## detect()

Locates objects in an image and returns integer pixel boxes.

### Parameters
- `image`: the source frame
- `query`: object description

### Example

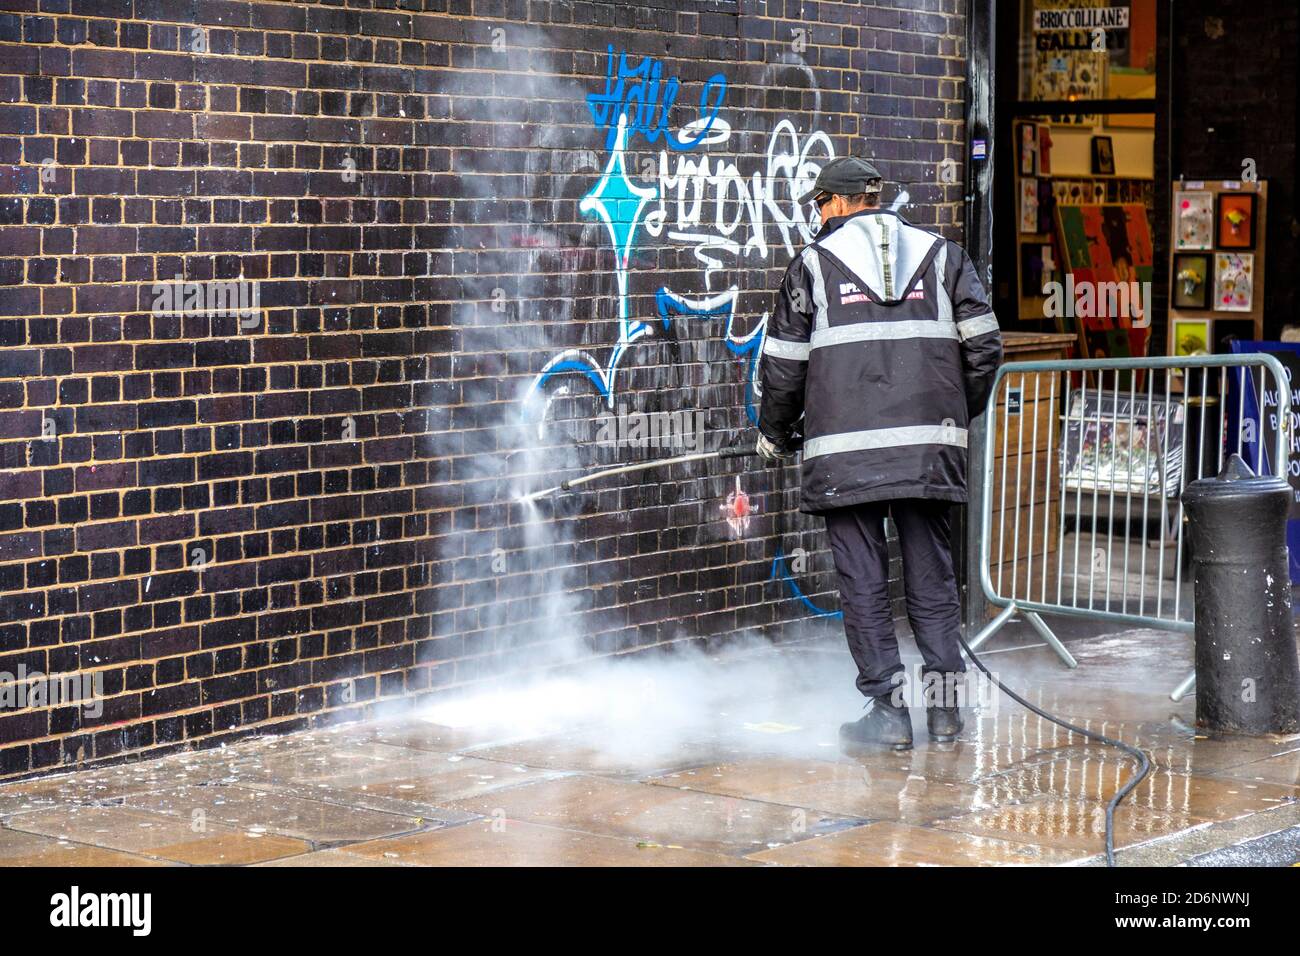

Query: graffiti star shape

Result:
[580,112,657,275]
[528,113,658,407]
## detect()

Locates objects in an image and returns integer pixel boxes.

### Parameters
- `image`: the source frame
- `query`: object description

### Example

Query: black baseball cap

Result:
[798,156,883,205]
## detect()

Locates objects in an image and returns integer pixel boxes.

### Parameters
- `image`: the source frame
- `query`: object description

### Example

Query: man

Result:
[756,156,1002,750]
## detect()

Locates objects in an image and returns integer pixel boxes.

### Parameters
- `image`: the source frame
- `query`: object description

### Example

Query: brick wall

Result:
[1170,0,1298,337]
[0,0,967,779]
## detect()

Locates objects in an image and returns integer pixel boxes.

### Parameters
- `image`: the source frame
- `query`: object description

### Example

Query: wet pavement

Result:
[1,626,1297,866]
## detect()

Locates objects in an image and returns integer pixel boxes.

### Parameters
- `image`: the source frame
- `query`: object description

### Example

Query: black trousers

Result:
[823,498,966,699]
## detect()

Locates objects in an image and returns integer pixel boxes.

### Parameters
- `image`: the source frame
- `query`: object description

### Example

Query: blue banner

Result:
[1227,341,1300,582]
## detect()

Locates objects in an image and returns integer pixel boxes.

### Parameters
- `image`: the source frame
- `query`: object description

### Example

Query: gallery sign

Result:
[1032,7,1130,31]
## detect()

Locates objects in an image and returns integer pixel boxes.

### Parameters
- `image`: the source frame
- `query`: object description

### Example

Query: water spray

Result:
[511,428,1144,865]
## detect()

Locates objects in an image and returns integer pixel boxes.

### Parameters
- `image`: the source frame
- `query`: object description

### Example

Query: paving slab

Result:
[934,795,1208,852]
[747,820,1088,866]
[122,784,427,845]
[447,774,860,856]
[990,754,1299,819]
[4,805,310,865]
[0,826,173,867]
[1206,746,1300,786]
[649,756,1003,824]
[467,729,762,778]
[333,818,757,867]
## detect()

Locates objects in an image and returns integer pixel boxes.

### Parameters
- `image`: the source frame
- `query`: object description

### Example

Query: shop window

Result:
[1019,0,1157,110]
[1003,1,1158,361]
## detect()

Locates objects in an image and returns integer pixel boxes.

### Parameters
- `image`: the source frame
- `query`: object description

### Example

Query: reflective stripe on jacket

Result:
[758,208,1003,514]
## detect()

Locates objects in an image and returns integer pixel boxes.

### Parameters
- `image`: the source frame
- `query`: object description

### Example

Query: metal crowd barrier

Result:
[969,354,1293,700]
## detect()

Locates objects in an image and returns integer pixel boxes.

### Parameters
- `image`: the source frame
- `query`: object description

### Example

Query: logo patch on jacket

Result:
[906,281,925,300]
[838,281,870,305]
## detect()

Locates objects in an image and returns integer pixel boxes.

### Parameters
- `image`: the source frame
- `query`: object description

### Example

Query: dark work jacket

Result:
[758,208,1003,514]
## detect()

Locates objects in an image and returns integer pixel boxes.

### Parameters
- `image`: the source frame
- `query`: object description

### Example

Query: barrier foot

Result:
[1169,669,1195,702]
[966,602,1018,653]
[1022,611,1078,668]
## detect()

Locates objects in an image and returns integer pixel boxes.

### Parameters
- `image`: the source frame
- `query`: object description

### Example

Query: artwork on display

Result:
[1028,0,1104,126]
[1171,253,1210,310]
[1090,135,1115,175]
[1020,177,1039,233]
[1037,125,1053,175]
[1053,180,1084,206]
[1166,181,1266,357]
[1029,53,1102,116]
[1213,252,1254,312]
[1172,317,1210,356]
[1056,204,1155,285]
[1174,191,1213,250]
[1020,123,1038,176]
[1061,390,1184,497]
[1215,192,1257,248]
[1053,178,1153,209]
[1054,203,1155,329]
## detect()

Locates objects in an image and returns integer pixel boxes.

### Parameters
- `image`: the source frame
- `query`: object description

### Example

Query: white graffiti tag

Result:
[643,119,835,285]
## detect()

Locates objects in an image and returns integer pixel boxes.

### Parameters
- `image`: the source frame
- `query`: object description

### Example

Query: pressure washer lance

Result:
[515,432,801,504]
[515,431,1148,865]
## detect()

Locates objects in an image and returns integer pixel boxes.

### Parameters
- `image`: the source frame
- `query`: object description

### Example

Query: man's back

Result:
[759,207,1002,513]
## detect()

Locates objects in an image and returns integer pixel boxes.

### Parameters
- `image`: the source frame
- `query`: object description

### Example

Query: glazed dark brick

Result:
[0,0,965,780]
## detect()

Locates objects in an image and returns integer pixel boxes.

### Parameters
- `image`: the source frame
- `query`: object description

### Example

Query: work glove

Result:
[756,433,794,463]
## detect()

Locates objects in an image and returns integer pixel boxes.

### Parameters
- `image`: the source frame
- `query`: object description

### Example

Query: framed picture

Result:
[1091,135,1115,175]
[1019,177,1039,233]
[1171,253,1210,310]
[1215,192,1257,248]
[1019,122,1037,176]
[1174,192,1214,250]
[1062,390,1183,496]
[1213,251,1254,312]
[1055,203,1154,286]
[1172,317,1211,357]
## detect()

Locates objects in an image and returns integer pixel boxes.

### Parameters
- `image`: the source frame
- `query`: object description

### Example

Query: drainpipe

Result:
[963,0,996,633]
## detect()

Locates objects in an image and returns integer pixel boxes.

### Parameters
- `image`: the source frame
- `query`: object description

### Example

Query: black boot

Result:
[840,696,913,751]
[926,704,964,742]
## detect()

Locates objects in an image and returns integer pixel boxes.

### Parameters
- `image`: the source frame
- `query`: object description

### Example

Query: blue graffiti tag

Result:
[770,547,842,618]
[654,287,765,425]
[587,46,727,152]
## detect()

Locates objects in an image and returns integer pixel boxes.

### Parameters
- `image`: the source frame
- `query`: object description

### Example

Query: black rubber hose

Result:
[743,428,1147,865]
[955,630,1151,867]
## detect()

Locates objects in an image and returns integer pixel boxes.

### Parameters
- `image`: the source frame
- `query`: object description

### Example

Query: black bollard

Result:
[1183,454,1300,735]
